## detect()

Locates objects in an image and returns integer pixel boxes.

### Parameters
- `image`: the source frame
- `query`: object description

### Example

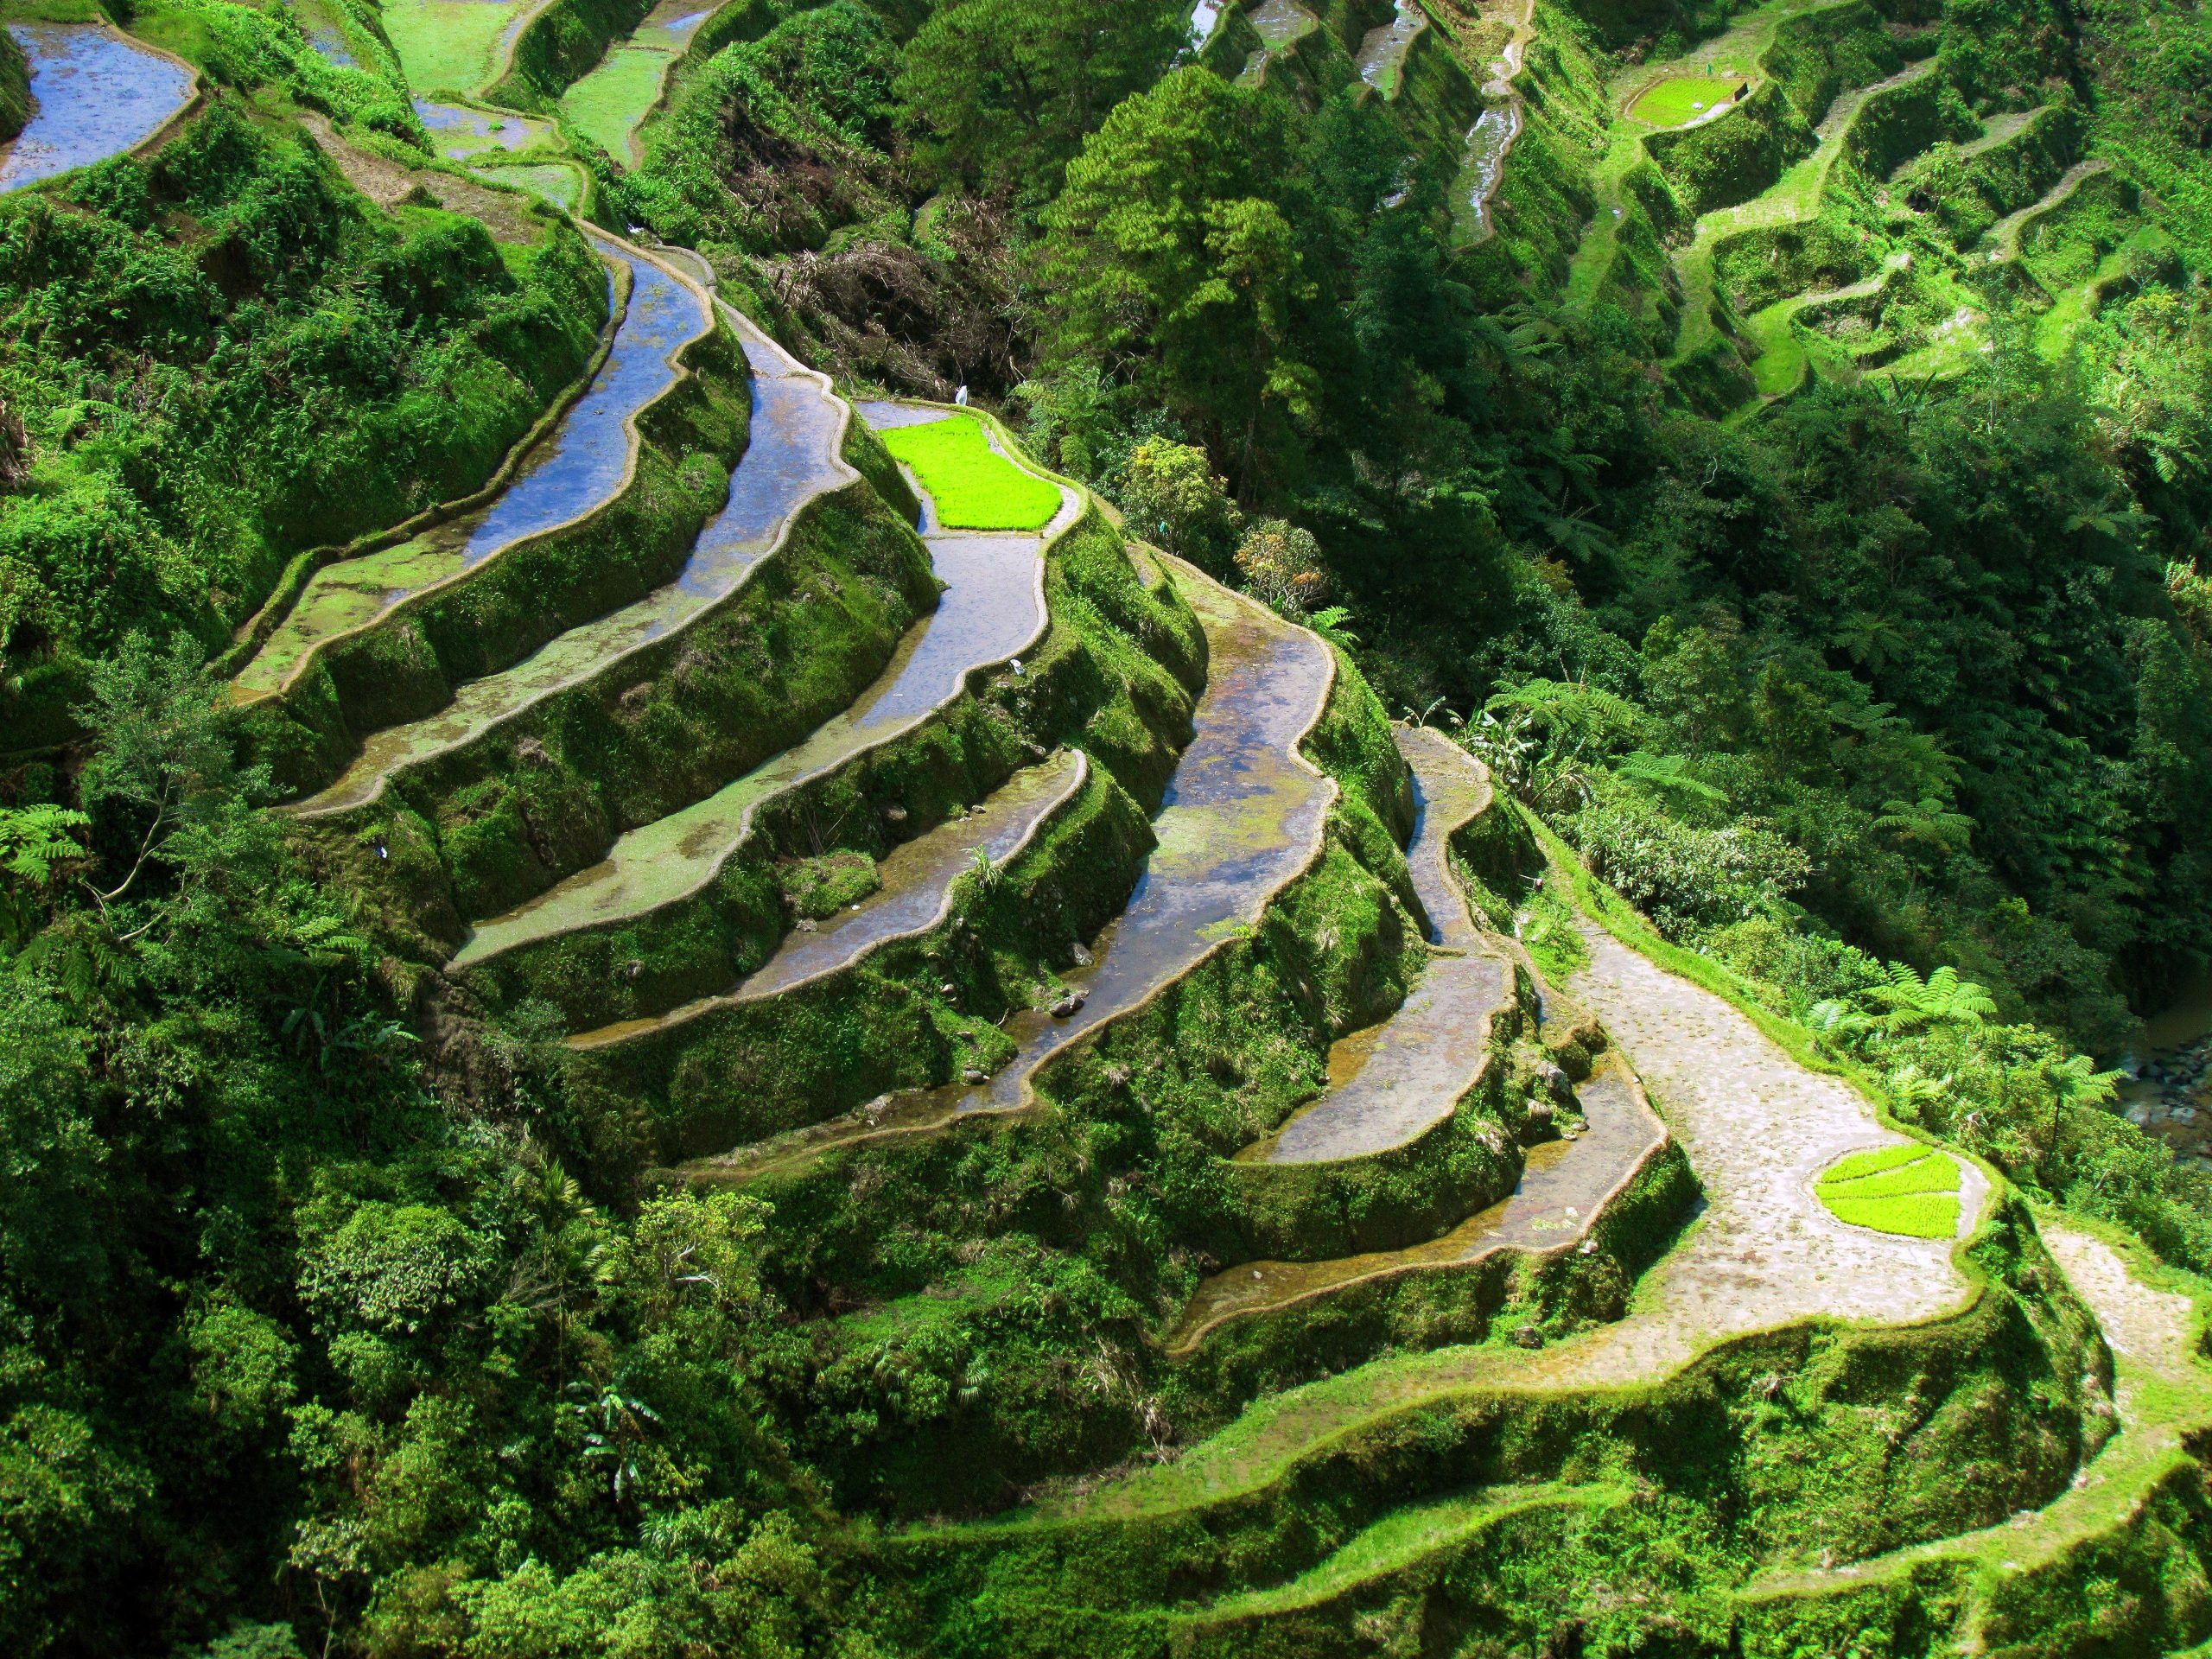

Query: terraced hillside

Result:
[5,0,2212,1649]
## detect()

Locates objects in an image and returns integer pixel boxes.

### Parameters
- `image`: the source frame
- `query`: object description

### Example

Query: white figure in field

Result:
[955,385,969,407]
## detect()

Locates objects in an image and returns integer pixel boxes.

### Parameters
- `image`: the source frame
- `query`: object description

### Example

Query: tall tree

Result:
[1039,68,1324,488]
[896,0,1188,194]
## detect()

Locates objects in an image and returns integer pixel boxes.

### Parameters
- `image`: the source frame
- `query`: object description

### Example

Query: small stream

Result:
[2120,966,2212,1170]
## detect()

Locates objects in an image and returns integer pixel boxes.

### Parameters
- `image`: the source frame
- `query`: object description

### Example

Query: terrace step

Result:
[942,868,1987,1541]
[561,0,713,166]
[1355,0,1425,94]
[448,404,1077,974]
[0,21,195,194]
[689,554,1338,1179]
[1171,1052,1667,1353]
[1173,1480,1630,1632]
[1980,156,2113,265]
[1669,57,1940,363]
[293,305,855,819]
[1737,1218,2212,1649]
[569,747,1088,1052]
[231,233,714,707]
[1236,726,1515,1170]
[380,0,539,102]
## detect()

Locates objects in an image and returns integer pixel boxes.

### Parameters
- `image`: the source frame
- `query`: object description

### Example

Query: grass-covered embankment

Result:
[0,22,30,141]
[302,462,938,950]
[881,1193,2107,1651]
[0,84,606,752]
[236,280,752,795]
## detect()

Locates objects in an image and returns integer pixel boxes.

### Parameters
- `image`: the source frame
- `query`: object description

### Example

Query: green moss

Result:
[0,23,29,143]
[487,0,652,110]
[321,474,934,956]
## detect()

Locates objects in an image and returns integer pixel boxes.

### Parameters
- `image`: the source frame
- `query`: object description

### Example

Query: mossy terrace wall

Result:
[452,504,1206,1033]
[241,307,753,796]
[488,0,655,111]
[885,1198,2111,1650]
[685,664,1613,1517]
[306,465,937,950]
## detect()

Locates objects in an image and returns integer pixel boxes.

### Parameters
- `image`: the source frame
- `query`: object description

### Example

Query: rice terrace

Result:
[2,0,2211,1652]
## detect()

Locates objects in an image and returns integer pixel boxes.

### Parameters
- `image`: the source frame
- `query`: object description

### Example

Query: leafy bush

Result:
[1566,787,1811,935]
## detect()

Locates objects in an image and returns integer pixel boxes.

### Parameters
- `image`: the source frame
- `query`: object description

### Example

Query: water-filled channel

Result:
[0,24,194,194]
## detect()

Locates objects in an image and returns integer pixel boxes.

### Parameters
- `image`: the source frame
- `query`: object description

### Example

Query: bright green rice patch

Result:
[1821,1190,1961,1238]
[382,0,523,94]
[1817,1146,1961,1236]
[876,414,1063,531]
[1628,75,1745,128]
[1823,1154,1961,1199]
[562,46,668,164]
[1818,1143,1931,1185]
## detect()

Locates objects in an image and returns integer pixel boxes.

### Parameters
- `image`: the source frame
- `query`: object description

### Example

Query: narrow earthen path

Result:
[450,404,1077,971]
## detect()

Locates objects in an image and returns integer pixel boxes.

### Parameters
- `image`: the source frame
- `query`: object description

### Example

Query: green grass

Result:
[1628,75,1745,127]
[562,44,666,163]
[877,413,1064,531]
[382,0,524,94]
[1821,1190,1959,1237]
[1825,1155,1961,1199]
[1816,1146,1961,1236]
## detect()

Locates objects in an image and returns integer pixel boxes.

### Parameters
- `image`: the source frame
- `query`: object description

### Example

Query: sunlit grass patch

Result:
[562,45,664,163]
[381,0,521,93]
[1816,1144,1961,1237]
[877,413,1063,531]
[1819,1143,1928,1185]
[1629,75,1745,127]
